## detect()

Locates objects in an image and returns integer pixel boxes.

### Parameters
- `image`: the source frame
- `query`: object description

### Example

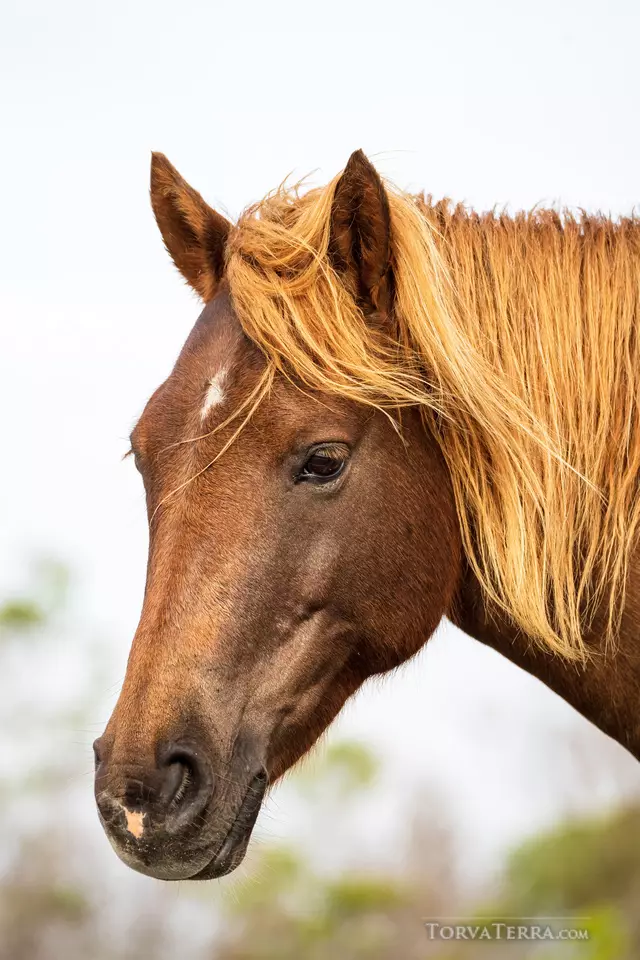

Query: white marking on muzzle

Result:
[114,799,146,839]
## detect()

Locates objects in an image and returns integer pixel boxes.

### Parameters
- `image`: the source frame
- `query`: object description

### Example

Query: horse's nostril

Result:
[94,740,214,841]
[161,759,191,806]
[93,738,102,769]
[158,742,213,825]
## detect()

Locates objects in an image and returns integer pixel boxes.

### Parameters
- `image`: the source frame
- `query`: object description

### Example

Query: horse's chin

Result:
[189,833,253,880]
[116,836,251,882]
[111,846,213,882]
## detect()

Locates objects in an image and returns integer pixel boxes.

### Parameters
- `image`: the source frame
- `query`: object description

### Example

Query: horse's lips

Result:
[191,770,268,880]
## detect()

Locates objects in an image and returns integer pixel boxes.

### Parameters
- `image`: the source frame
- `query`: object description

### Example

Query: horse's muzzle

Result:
[93,735,267,880]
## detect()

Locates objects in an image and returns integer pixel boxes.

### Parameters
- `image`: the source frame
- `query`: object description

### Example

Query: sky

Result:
[2,0,640,875]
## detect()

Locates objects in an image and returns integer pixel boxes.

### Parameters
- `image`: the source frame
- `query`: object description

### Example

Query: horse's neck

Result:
[451,555,640,759]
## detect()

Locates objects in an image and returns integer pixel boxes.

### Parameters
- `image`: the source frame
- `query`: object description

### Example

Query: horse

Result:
[94,150,640,882]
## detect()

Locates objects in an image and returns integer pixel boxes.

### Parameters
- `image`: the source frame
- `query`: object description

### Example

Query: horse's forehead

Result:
[178,290,246,376]
[135,291,255,448]
[138,289,364,451]
[168,292,260,412]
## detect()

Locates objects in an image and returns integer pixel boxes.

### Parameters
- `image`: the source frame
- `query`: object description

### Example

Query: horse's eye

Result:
[297,445,349,484]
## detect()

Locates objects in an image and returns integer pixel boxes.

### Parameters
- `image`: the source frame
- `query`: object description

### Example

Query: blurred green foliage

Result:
[499,806,640,959]
[0,597,45,630]
[505,806,640,912]
[442,807,640,960]
[0,558,68,636]
[294,740,380,799]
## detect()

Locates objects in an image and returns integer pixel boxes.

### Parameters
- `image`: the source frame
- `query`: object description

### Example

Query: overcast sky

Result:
[2,0,640,872]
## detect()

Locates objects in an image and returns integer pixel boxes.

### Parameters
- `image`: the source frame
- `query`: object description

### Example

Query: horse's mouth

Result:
[189,769,268,881]
[99,768,268,882]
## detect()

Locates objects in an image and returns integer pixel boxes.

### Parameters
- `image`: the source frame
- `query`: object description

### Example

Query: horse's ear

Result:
[329,150,392,311]
[150,153,231,302]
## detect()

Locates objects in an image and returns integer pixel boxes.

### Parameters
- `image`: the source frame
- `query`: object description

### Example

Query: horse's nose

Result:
[94,739,214,838]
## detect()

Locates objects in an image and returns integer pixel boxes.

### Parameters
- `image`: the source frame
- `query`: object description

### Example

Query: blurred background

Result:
[2,1,640,956]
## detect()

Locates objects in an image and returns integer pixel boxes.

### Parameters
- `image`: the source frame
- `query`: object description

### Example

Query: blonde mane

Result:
[225,170,640,660]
